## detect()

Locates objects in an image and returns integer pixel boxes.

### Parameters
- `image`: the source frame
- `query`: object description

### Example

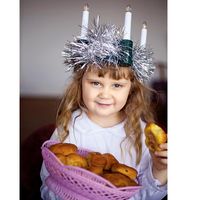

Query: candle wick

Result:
[143,21,147,29]
[126,5,132,12]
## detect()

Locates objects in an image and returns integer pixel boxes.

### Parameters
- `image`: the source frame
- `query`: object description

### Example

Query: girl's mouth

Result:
[96,102,112,107]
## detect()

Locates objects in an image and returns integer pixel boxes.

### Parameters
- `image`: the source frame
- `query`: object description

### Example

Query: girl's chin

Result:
[88,109,114,117]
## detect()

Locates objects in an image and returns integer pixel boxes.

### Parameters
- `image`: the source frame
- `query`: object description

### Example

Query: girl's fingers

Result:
[155,150,167,158]
[159,158,168,165]
[159,143,168,150]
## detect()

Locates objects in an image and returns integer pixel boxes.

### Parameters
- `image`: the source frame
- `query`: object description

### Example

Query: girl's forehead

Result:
[84,71,115,79]
[84,65,133,80]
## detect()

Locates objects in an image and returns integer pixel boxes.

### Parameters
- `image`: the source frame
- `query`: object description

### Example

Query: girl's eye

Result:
[91,81,101,87]
[113,83,123,88]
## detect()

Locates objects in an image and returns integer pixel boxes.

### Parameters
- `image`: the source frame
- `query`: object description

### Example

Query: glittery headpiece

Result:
[62,5,155,82]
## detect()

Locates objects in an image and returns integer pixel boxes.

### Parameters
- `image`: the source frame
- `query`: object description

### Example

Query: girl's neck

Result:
[86,111,125,128]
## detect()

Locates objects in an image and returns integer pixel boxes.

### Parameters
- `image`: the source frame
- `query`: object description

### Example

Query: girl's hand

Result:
[151,143,168,185]
[153,143,168,170]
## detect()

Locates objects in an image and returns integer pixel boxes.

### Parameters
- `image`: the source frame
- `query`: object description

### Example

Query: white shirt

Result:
[40,109,167,200]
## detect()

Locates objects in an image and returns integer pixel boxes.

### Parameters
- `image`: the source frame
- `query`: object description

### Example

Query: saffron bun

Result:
[102,173,139,187]
[111,163,138,180]
[64,153,88,168]
[87,152,118,170]
[86,152,102,167]
[88,165,104,175]
[49,143,78,156]
[102,153,119,170]
[144,123,167,152]
[86,152,107,168]
[55,153,67,165]
[90,154,107,168]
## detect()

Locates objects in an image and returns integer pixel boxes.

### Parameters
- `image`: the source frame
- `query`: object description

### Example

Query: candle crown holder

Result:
[62,18,155,82]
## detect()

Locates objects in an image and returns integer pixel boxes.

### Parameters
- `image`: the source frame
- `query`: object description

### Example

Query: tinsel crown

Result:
[62,20,155,82]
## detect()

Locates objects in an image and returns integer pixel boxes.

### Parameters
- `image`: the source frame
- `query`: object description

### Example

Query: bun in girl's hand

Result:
[144,123,167,152]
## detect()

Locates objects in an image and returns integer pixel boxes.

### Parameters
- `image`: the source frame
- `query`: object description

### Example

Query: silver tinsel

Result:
[132,44,155,82]
[62,20,155,82]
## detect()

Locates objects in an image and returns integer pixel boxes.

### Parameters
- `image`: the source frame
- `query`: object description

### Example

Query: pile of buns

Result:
[49,143,138,187]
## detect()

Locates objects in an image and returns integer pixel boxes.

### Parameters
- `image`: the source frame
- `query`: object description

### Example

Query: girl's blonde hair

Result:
[56,65,154,164]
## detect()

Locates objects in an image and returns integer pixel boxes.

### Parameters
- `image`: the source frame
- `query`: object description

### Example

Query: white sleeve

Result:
[129,148,167,200]
[40,129,61,200]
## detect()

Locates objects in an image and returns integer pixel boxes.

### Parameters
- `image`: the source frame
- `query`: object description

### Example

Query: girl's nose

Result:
[99,87,111,98]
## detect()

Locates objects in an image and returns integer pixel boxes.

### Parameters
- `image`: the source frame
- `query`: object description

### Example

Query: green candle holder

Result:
[119,39,133,66]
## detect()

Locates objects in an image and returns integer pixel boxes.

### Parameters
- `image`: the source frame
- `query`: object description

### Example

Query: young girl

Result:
[40,17,167,200]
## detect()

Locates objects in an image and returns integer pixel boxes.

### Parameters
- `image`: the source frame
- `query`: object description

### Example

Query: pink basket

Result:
[41,140,142,200]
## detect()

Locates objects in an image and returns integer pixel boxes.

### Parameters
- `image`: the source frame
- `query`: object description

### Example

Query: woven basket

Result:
[41,140,142,200]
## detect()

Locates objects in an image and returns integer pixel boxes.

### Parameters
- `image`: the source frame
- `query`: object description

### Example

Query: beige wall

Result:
[20,0,167,97]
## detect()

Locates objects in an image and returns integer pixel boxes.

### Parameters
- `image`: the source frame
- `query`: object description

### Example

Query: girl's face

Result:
[82,69,131,124]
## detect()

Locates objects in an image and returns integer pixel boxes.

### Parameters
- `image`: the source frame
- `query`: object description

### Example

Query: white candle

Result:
[80,4,89,39]
[123,5,132,40]
[140,21,147,47]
